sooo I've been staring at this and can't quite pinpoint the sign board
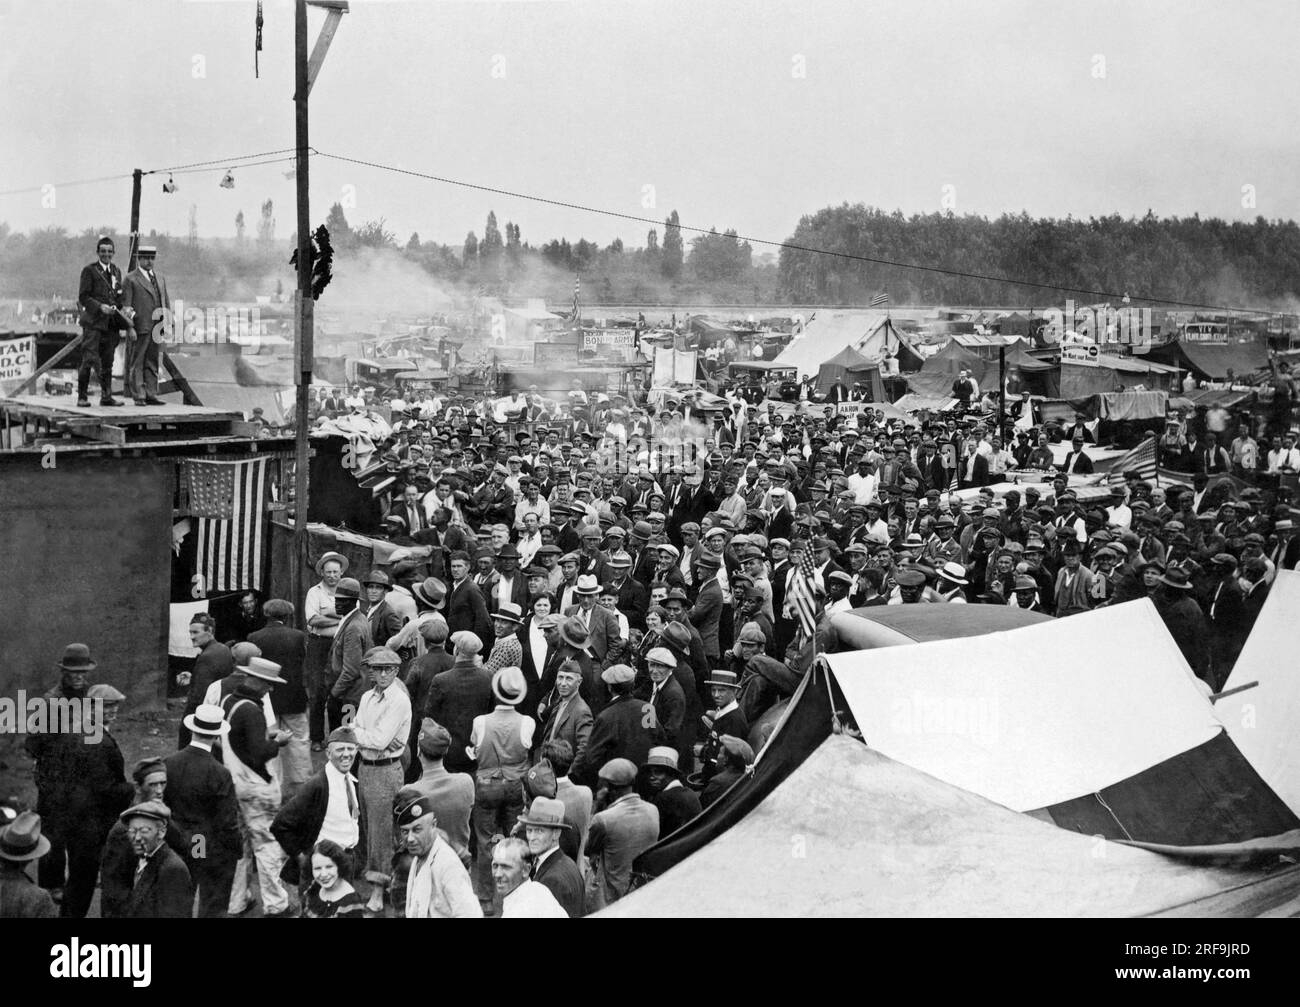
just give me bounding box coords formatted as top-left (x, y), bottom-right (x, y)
top-left (1060, 343), bottom-right (1100, 367)
top-left (582, 330), bottom-right (635, 350)
top-left (534, 342), bottom-right (577, 367)
top-left (836, 401), bottom-right (870, 416)
top-left (0, 335), bottom-right (35, 391)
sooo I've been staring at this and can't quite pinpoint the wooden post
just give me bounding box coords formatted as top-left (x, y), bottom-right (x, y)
top-left (128, 169), bottom-right (142, 272)
top-left (998, 344), bottom-right (1007, 443)
top-left (292, 0), bottom-right (311, 616)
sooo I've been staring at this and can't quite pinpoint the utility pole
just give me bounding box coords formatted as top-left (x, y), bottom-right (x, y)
top-left (290, 0), bottom-right (348, 614)
top-left (128, 169), bottom-right (142, 270)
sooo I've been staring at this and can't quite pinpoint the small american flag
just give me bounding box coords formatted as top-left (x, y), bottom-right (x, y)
top-left (870, 292), bottom-right (889, 307)
top-left (1106, 435), bottom-right (1158, 485)
top-left (185, 458), bottom-right (270, 592)
top-left (788, 544), bottom-right (820, 637)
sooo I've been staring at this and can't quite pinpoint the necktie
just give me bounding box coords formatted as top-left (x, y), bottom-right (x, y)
top-left (345, 775), bottom-right (358, 819)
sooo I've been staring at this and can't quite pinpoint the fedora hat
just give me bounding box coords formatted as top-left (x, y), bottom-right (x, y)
top-left (491, 666), bottom-right (527, 706)
top-left (362, 568), bottom-right (391, 588)
top-left (314, 551), bottom-right (349, 576)
top-left (0, 811), bottom-right (51, 863)
top-left (516, 796), bottom-right (571, 830)
top-left (411, 577), bottom-right (447, 609)
top-left (183, 702), bottom-right (230, 736)
top-left (1157, 567), bottom-right (1194, 590)
top-left (237, 657), bottom-right (287, 684)
top-left (574, 574), bottom-right (600, 595)
top-left (493, 601), bottom-right (524, 625)
top-left (558, 616), bottom-right (592, 653)
top-left (57, 643), bottom-right (97, 672)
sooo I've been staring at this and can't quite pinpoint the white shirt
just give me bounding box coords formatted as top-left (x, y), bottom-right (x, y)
top-left (847, 471), bottom-right (877, 505)
top-left (319, 762), bottom-right (360, 849)
top-left (304, 580), bottom-right (339, 637)
top-left (352, 686), bottom-right (412, 758)
top-left (1268, 447), bottom-right (1300, 473)
top-left (203, 680), bottom-right (274, 727)
top-left (517, 531), bottom-right (542, 568)
top-left (501, 880), bottom-right (567, 918)
top-left (527, 621), bottom-right (549, 682)
top-left (1106, 503), bottom-right (1132, 530)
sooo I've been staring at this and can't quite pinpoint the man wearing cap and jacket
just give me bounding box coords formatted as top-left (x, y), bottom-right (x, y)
top-left (565, 576), bottom-right (621, 669)
top-left (640, 747), bottom-right (701, 840)
top-left (689, 552), bottom-right (724, 662)
top-left (570, 666), bottom-right (655, 789)
top-left (585, 757), bottom-right (659, 911)
top-left (178, 614), bottom-right (235, 748)
top-left (118, 801), bottom-right (193, 919)
top-left (517, 795), bottom-right (584, 917)
top-left (327, 578), bottom-right (375, 728)
top-left (122, 243), bottom-right (170, 406)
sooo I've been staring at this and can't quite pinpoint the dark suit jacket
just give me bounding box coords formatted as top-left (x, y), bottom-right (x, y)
top-left (647, 677), bottom-right (686, 752)
top-left (536, 693), bottom-right (593, 767)
top-left (78, 260), bottom-right (125, 331)
top-left (328, 608), bottom-right (375, 707)
top-left (124, 845), bottom-right (194, 919)
top-left (365, 599), bottom-right (404, 644)
top-left (446, 578), bottom-right (493, 651)
top-left (958, 452), bottom-right (991, 488)
top-left (563, 604), bottom-right (620, 665)
top-left (1058, 449), bottom-right (1094, 475)
top-left (179, 639), bottom-right (234, 747)
top-left (688, 577), bottom-right (724, 660)
top-left (486, 572), bottom-right (529, 615)
top-left (427, 660), bottom-right (494, 773)
top-left (652, 783), bottom-right (702, 840)
top-left (612, 576), bottom-right (650, 632)
top-left (163, 744), bottom-right (242, 866)
top-left (570, 694), bottom-right (655, 789)
top-left (533, 848), bottom-right (585, 918)
top-left (248, 622), bottom-right (309, 715)
top-left (270, 767), bottom-right (366, 885)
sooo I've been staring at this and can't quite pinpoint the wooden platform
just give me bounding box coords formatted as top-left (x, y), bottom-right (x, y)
top-left (1, 394), bottom-right (255, 448)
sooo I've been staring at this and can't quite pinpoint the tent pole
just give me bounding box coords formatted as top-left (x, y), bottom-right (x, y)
top-left (998, 345), bottom-right (1007, 443)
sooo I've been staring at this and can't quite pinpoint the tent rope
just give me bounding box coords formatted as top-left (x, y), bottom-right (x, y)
top-left (1094, 792), bottom-right (1134, 841)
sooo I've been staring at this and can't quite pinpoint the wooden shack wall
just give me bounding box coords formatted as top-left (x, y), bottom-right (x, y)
top-left (0, 454), bottom-right (172, 707)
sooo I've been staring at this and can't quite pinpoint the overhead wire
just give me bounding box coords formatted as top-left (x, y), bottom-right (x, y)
top-left (314, 149), bottom-right (1282, 316)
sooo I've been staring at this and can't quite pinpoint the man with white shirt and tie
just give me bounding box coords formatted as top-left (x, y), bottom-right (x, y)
top-left (271, 726), bottom-right (362, 901)
top-left (76, 235), bottom-right (129, 407)
top-left (122, 243), bottom-right (170, 406)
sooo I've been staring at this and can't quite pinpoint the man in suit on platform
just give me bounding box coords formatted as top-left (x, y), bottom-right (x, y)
top-left (76, 235), bottom-right (127, 407)
top-left (121, 243), bottom-right (170, 405)
top-left (118, 801), bottom-right (194, 919)
top-left (164, 705), bottom-right (241, 917)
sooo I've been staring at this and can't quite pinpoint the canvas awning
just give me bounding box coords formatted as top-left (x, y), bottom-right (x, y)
top-left (1142, 338), bottom-right (1270, 380)
top-left (601, 735), bottom-right (1260, 918)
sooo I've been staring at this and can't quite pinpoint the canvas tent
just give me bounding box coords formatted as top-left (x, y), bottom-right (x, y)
top-left (815, 345), bottom-right (884, 399)
top-left (903, 338), bottom-right (988, 399)
top-left (772, 310), bottom-right (889, 376)
top-left (600, 735), bottom-right (1277, 918)
top-left (1142, 336), bottom-right (1270, 381)
top-left (631, 601), bottom-right (1299, 888)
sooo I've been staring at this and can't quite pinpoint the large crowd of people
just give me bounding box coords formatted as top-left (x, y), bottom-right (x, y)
top-left (6, 366), bottom-right (1298, 919)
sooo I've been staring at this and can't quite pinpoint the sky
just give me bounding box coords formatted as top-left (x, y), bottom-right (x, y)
top-left (1, 0), bottom-right (1297, 248)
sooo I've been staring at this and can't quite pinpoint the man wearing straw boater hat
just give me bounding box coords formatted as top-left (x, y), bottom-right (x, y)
top-left (516, 795), bottom-right (583, 918)
top-left (164, 703), bottom-right (240, 917)
top-left (122, 241), bottom-right (169, 406)
top-left (220, 657), bottom-right (295, 917)
top-left (467, 665), bottom-right (534, 913)
top-left (349, 646), bottom-right (411, 914)
top-left (0, 812), bottom-right (57, 918)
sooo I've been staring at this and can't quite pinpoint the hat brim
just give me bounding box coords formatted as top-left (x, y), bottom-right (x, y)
top-left (492, 612), bottom-right (524, 625)
top-left (638, 761), bottom-right (685, 779)
top-left (559, 628), bottom-right (593, 653)
top-left (515, 815), bottom-right (572, 829)
top-left (238, 666), bottom-right (288, 684)
top-left (182, 713), bottom-right (231, 736)
top-left (704, 678), bottom-right (742, 688)
top-left (57, 660), bottom-right (97, 672)
top-left (411, 586), bottom-right (446, 609)
top-left (1157, 576), bottom-right (1193, 589)
top-left (0, 834), bottom-right (51, 862)
top-left (315, 552), bottom-right (350, 576)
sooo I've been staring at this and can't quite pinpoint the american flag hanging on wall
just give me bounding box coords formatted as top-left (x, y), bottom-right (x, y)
top-left (184, 457), bottom-right (270, 593)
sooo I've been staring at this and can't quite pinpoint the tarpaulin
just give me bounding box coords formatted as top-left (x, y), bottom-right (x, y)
top-left (1076, 390), bottom-right (1170, 421)
top-left (1059, 361), bottom-right (1121, 398)
top-left (1215, 571), bottom-right (1300, 817)
top-left (823, 601), bottom-right (1221, 812)
top-left (603, 735), bottom-right (1253, 918)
